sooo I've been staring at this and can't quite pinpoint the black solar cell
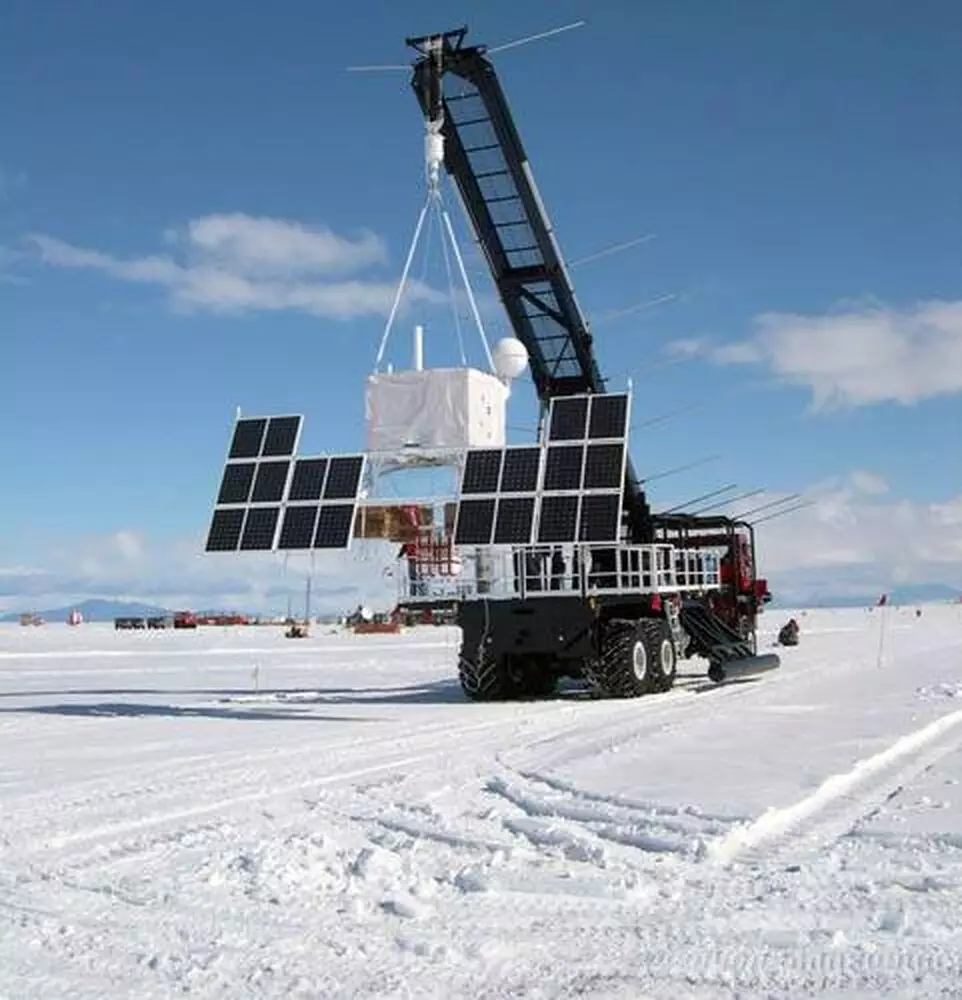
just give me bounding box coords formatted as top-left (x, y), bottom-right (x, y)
top-left (217, 463), bottom-right (256, 506)
top-left (205, 508), bottom-right (246, 552)
top-left (261, 415), bottom-right (301, 457)
top-left (240, 507), bottom-right (280, 550)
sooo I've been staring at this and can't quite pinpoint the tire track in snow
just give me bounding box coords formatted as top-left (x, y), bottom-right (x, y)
top-left (15, 699), bottom-right (655, 876)
top-left (706, 705), bottom-right (962, 865)
top-left (8, 701), bottom-right (572, 854)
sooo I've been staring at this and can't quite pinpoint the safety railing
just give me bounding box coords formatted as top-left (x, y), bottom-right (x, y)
top-left (396, 543), bottom-right (722, 604)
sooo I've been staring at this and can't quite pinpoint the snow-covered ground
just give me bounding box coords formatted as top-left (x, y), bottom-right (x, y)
top-left (2, 606), bottom-right (962, 999)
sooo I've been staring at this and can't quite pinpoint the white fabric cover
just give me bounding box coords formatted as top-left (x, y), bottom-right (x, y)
top-left (365, 368), bottom-right (508, 457)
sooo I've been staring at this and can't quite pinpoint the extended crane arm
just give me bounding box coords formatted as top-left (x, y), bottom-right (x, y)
top-left (408, 28), bottom-right (652, 540)
top-left (408, 28), bottom-right (603, 400)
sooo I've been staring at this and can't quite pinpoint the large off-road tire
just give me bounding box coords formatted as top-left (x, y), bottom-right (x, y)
top-left (649, 618), bottom-right (678, 693)
top-left (458, 640), bottom-right (515, 701)
top-left (591, 617), bottom-right (677, 698)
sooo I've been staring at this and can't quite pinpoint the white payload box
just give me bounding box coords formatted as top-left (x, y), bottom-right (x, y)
top-left (365, 367), bottom-right (508, 458)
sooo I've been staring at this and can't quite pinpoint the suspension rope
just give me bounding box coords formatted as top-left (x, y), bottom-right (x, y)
top-left (434, 191), bottom-right (468, 365)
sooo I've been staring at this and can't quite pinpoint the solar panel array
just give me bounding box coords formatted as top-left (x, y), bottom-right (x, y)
top-left (205, 414), bottom-right (366, 553)
top-left (455, 445), bottom-right (543, 546)
top-left (453, 392), bottom-right (630, 546)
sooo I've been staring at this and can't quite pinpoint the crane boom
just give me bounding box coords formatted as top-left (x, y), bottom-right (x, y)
top-left (408, 27), bottom-right (652, 540)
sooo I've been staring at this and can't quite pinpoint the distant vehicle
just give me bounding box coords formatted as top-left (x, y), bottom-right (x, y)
top-left (173, 611), bottom-right (198, 629)
top-left (198, 613), bottom-right (252, 627)
top-left (114, 617), bottom-right (146, 630)
top-left (146, 617), bottom-right (169, 629)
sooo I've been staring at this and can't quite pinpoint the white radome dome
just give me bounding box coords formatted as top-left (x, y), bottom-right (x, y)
top-left (492, 337), bottom-right (529, 380)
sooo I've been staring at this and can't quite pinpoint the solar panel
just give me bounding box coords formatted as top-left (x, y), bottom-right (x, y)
top-left (548, 396), bottom-right (588, 441)
top-left (583, 443), bottom-right (624, 491)
top-left (444, 392), bottom-right (632, 553)
top-left (228, 418), bottom-right (267, 460)
top-left (588, 394), bottom-right (629, 440)
top-left (250, 460), bottom-right (290, 503)
top-left (493, 496), bottom-right (536, 544)
top-left (217, 462), bottom-right (256, 505)
top-left (323, 455), bottom-right (365, 500)
top-left (240, 506), bottom-right (281, 550)
top-left (261, 416), bottom-right (301, 457)
top-left (578, 493), bottom-right (621, 542)
top-left (500, 447), bottom-right (541, 493)
top-left (313, 504), bottom-right (356, 549)
top-left (277, 505), bottom-right (319, 549)
top-left (288, 458), bottom-right (327, 502)
top-left (543, 445), bottom-right (584, 492)
top-left (537, 495), bottom-right (580, 543)
top-left (461, 449), bottom-right (503, 494)
top-left (455, 497), bottom-right (496, 545)
top-left (205, 508), bottom-right (246, 552)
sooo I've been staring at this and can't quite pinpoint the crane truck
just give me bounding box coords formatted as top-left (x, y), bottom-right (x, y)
top-left (204, 25), bottom-right (780, 703)
top-left (404, 27), bottom-right (779, 699)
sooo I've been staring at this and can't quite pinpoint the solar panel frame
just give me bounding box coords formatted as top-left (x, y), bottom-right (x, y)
top-left (313, 503), bottom-right (356, 549)
top-left (587, 393), bottom-right (629, 440)
top-left (543, 444), bottom-right (584, 492)
top-left (499, 446), bottom-right (541, 493)
top-left (277, 504), bottom-right (320, 549)
top-left (454, 497), bottom-right (497, 546)
top-left (287, 457), bottom-right (328, 503)
top-left (228, 418), bottom-right (268, 460)
top-left (545, 392), bottom-right (630, 443)
top-left (577, 493), bottom-right (622, 542)
top-left (582, 442), bottom-right (626, 491)
top-left (216, 462), bottom-right (257, 506)
top-left (261, 415), bottom-right (302, 457)
top-left (537, 494), bottom-right (580, 544)
top-left (226, 413), bottom-right (304, 460)
top-left (250, 459), bottom-right (292, 504)
top-left (209, 406), bottom-right (362, 554)
top-left (493, 496), bottom-right (536, 545)
top-left (205, 508), bottom-right (246, 552)
top-left (239, 506), bottom-right (281, 551)
top-left (323, 455), bottom-right (365, 500)
top-left (461, 449), bottom-right (503, 495)
top-left (547, 396), bottom-right (589, 441)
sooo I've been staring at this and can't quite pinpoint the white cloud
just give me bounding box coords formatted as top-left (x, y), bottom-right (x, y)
top-left (704, 472), bottom-right (962, 602)
top-left (708, 299), bottom-right (962, 410)
top-left (28, 214), bottom-right (445, 321)
top-left (0, 530), bottom-right (397, 618)
top-left (183, 213), bottom-right (386, 277)
top-left (664, 337), bottom-right (707, 358)
top-left (848, 470), bottom-right (889, 496)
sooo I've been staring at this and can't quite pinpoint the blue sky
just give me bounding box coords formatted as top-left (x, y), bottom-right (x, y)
top-left (1, 0), bottom-right (961, 612)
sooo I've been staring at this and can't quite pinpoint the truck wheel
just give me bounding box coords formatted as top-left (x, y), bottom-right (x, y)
top-left (458, 641), bottom-right (515, 701)
top-left (593, 618), bottom-right (662, 698)
top-left (644, 618), bottom-right (677, 693)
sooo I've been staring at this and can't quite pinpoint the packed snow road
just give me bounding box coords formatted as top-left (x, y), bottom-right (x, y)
top-left (1, 606), bottom-right (962, 999)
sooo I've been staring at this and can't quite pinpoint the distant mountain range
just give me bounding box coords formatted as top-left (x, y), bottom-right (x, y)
top-left (0, 599), bottom-right (173, 623)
